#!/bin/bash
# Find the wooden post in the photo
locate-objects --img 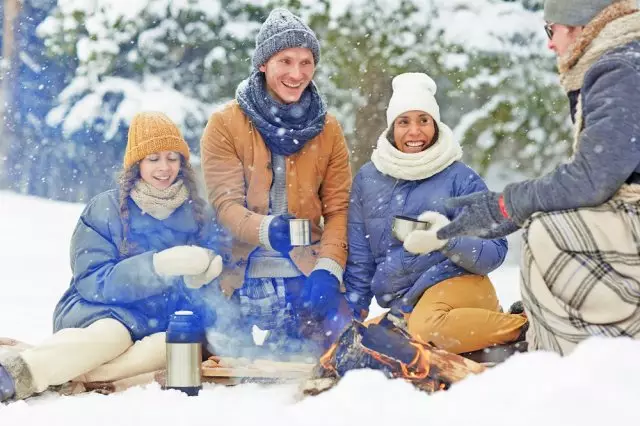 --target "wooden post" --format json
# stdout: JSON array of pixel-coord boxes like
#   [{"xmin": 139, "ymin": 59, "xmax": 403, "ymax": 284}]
[
  {"xmin": 0, "ymin": 0, "xmax": 21, "ymax": 186},
  {"xmin": 2, "ymin": 0, "xmax": 20, "ymax": 63}
]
